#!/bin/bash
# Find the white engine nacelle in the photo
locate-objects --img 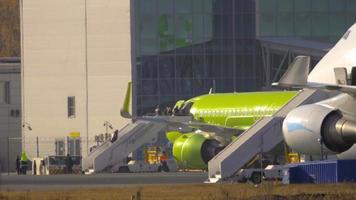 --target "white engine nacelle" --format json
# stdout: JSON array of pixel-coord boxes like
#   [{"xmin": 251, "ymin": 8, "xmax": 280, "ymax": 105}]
[{"xmin": 283, "ymin": 104, "xmax": 356, "ymax": 155}]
